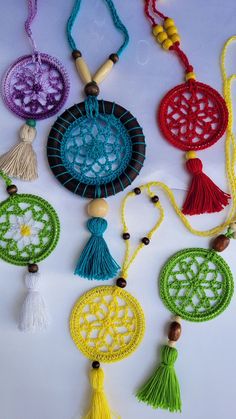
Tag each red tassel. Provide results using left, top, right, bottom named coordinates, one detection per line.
left=182, top=158, right=230, bottom=215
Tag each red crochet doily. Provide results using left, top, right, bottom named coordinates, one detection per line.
left=158, top=81, right=228, bottom=151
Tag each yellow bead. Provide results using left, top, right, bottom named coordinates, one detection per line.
left=87, top=199, right=109, bottom=218
left=164, top=18, right=175, bottom=29
left=185, top=72, right=196, bottom=81
left=167, top=26, right=178, bottom=36
left=157, top=31, right=168, bottom=43
left=152, top=25, right=163, bottom=36
left=162, top=39, right=173, bottom=50
left=171, top=34, right=181, bottom=44
left=186, top=151, right=197, bottom=160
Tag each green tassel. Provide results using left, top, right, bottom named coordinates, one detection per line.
left=136, top=345, right=181, bottom=412
left=74, top=217, right=120, bottom=280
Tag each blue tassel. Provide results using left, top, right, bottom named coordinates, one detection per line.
left=75, top=217, right=120, bottom=280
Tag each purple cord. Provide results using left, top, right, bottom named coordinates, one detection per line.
left=25, top=0, right=38, bottom=53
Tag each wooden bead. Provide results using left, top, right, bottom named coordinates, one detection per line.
left=185, top=71, right=196, bottom=81
left=84, top=81, right=100, bottom=97
left=93, top=59, right=114, bottom=84
left=157, top=32, right=168, bottom=43
left=116, top=278, right=127, bottom=288
left=7, top=184, right=18, bottom=195
left=171, top=34, right=181, bottom=44
left=109, top=53, right=119, bottom=63
left=162, top=39, right=173, bottom=50
left=152, top=25, right=163, bottom=36
left=168, top=321, right=181, bottom=341
left=167, top=26, right=178, bottom=36
left=134, top=187, right=141, bottom=195
left=142, top=237, right=150, bottom=245
left=123, top=232, right=130, bottom=240
left=87, top=199, right=109, bottom=218
left=72, top=50, right=82, bottom=59
left=75, top=57, right=92, bottom=84
left=92, top=361, right=100, bottom=369
left=28, top=263, right=39, bottom=273
left=151, top=195, right=159, bottom=203
left=164, top=18, right=175, bottom=29
left=212, top=235, right=230, bottom=252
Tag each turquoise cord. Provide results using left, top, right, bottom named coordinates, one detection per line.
left=66, top=0, right=129, bottom=56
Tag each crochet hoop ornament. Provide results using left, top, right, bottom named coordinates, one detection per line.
left=0, top=0, right=69, bottom=181
left=48, top=0, right=145, bottom=281
left=145, top=0, right=230, bottom=215
left=69, top=183, right=163, bottom=418
left=0, top=171, right=60, bottom=332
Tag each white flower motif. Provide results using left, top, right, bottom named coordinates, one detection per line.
left=4, top=210, right=44, bottom=251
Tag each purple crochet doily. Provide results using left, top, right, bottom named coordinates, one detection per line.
left=2, top=53, right=70, bottom=120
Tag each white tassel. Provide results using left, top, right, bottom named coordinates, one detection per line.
left=18, top=271, right=49, bottom=332
left=0, top=122, right=38, bottom=181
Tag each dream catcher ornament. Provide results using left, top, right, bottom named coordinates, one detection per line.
left=0, top=171, right=60, bottom=332
left=144, top=0, right=230, bottom=215
left=0, top=0, right=69, bottom=181
left=47, top=0, right=145, bottom=280
left=70, top=185, right=163, bottom=418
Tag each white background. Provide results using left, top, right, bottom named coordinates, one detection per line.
left=0, top=1, right=236, bottom=418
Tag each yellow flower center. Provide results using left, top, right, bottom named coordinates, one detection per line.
left=20, top=224, right=31, bottom=237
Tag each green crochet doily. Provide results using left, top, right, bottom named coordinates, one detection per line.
left=160, top=248, right=233, bottom=322
left=0, top=193, right=60, bottom=266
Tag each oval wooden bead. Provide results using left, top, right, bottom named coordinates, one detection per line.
left=171, top=34, right=181, bottom=44
left=167, top=26, right=178, bottom=36
left=7, top=184, right=18, bottom=195
left=75, top=57, right=92, bottom=84
left=162, top=39, right=173, bottom=50
left=87, top=199, right=109, bottom=218
left=157, top=32, right=168, bottom=43
left=152, top=25, right=163, bottom=36
left=93, top=59, right=114, bottom=84
left=212, top=234, right=230, bottom=252
left=164, top=18, right=175, bottom=29
left=168, top=321, right=181, bottom=341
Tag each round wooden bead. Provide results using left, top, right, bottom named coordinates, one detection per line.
left=157, top=32, right=168, bottom=43
left=134, top=187, right=141, bottom=195
left=171, top=34, right=181, bottom=44
left=7, top=184, right=18, bottom=195
left=151, top=195, right=159, bottom=203
left=109, top=53, right=119, bottom=63
left=72, top=50, right=82, bottom=59
left=152, top=25, right=163, bottom=36
left=167, top=26, right=178, bottom=36
left=142, top=237, right=150, bottom=245
left=92, top=361, right=100, bottom=369
left=28, top=263, right=39, bottom=273
left=212, top=235, right=230, bottom=252
left=87, top=199, right=109, bottom=218
left=116, top=278, right=127, bottom=288
left=162, top=39, right=173, bottom=50
left=123, top=232, right=130, bottom=240
left=84, top=81, right=100, bottom=97
left=168, top=321, right=181, bottom=341
left=164, top=18, right=175, bottom=29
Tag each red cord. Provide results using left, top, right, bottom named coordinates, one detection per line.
left=171, top=43, right=193, bottom=73
left=144, top=0, right=156, bottom=26
left=152, top=0, right=167, bottom=20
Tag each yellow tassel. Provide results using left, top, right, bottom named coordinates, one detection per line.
left=83, top=368, right=116, bottom=419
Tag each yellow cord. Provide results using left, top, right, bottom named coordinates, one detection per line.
left=120, top=186, right=165, bottom=279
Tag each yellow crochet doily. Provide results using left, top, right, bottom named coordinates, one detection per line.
left=70, top=285, right=145, bottom=363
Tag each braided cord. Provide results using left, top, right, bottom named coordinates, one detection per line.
left=0, top=171, right=12, bottom=187
left=25, top=0, right=38, bottom=52
left=67, top=0, right=129, bottom=56
left=120, top=186, right=165, bottom=279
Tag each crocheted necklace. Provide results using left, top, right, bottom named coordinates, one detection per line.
left=134, top=34, right=236, bottom=412
left=70, top=187, right=163, bottom=418
left=0, top=171, right=60, bottom=332
left=144, top=0, right=230, bottom=216
left=0, top=0, right=69, bottom=180
left=47, top=0, right=145, bottom=280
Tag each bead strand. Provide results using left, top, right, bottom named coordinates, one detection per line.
left=152, top=17, right=180, bottom=51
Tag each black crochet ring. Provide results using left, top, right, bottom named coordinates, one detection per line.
left=47, top=100, right=145, bottom=199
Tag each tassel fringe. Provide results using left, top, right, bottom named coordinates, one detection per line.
left=136, top=345, right=181, bottom=412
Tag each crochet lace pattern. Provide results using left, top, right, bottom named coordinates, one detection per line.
left=160, top=248, right=234, bottom=322
left=48, top=98, right=145, bottom=198
left=0, top=193, right=60, bottom=266
left=158, top=81, right=228, bottom=151
left=70, top=285, right=145, bottom=362
left=2, top=53, right=69, bottom=120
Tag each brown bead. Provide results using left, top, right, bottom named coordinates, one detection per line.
left=142, top=237, right=150, bottom=245
left=212, top=235, right=230, bottom=252
left=109, top=53, right=119, bottom=63
left=28, top=263, right=39, bottom=273
left=134, top=187, right=141, bottom=195
left=92, top=361, right=100, bottom=369
left=7, top=185, right=18, bottom=195
left=151, top=195, right=159, bottom=203
left=84, top=81, right=100, bottom=97
left=123, top=232, right=130, bottom=240
left=116, top=278, right=127, bottom=288
left=168, top=321, right=181, bottom=341
left=72, top=50, right=82, bottom=59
